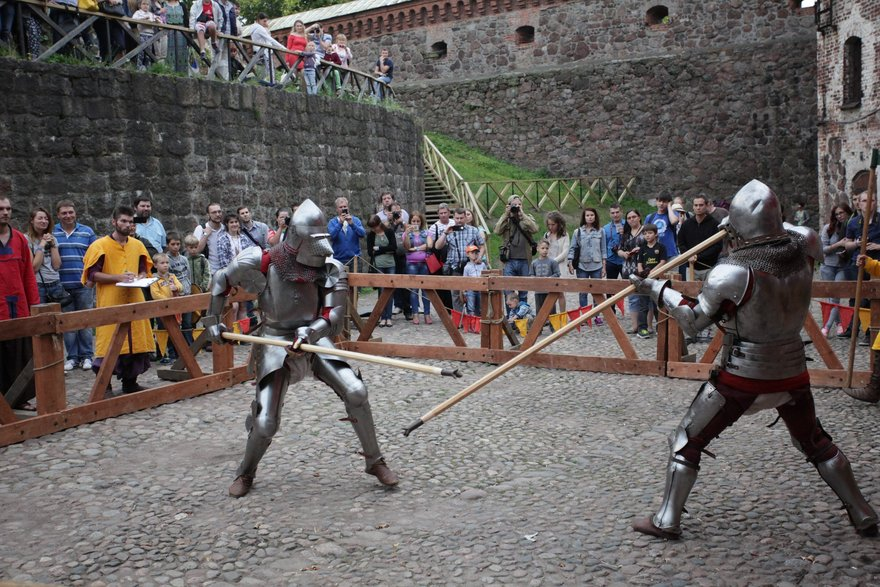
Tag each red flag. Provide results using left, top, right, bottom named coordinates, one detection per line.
left=819, top=301, right=835, bottom=327
left=581, top=305, right=593, bottom=328
left=838, top=305, right=855, bottom=331
left=567, top=308, right=583, bottom=332
left=451, top=309, right=464, bottom=328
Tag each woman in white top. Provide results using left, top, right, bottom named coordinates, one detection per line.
left=543, top=211, right=570, bottom=312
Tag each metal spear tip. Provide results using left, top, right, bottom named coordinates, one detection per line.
left=441, top=368, right=463, bottom=378
left=402, top=419, right=424, bottom=437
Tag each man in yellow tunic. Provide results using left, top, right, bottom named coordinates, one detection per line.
left=81, top=206, right=154, bottom=395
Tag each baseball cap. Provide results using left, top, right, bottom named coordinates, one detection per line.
left=465, top=245, right=480, bottom=253
left=671, top=203, right=685, bottom=212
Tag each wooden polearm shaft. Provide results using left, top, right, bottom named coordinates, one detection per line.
left=403, top=228, right=729, bottom=436
left=221, top=332, right=462, bottom=378
left=846, top=148, right=879, bottom=388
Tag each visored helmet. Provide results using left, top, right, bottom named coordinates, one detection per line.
left=285, top=198, right=334, bottom=267
left=721, top=180, right=787, bottom=248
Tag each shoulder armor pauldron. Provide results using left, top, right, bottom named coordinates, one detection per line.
left=699, top=263, right=750, bottom=316
left=324, top=258, right=345, bottom=289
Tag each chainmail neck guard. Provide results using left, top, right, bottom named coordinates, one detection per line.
left=268, top=242, right=319, bottom=283
left=725, top=230, right=805, bottom=277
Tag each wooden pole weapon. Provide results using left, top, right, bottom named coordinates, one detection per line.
left=221, top=331, right=462, bottom=378
left=846, top=148, right=879, bottom=388
left=403, top=228, right=729, bottom=436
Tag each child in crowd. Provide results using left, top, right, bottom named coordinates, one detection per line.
left=185, top=234, right=211, bottom=294
left=166, top=232, right=193, bottom=346
left=302, top=41, right=318, bottom=95
left=150, top=253, right=184, bottom=364
left=530, top=239, right=560, bottom=325
left=506, top=291, right=533, bottom=333
left=132, top=0, right=163, bottom=70
left=462, top=244, right=487, bottom=316
left=635, top=223, right=667, bottom=339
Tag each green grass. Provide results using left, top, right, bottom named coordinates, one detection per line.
left=426, top=132, right=550, bottom=183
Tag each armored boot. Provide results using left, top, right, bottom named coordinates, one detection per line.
left=346, top=399, right=399, bottom=486
left=815, top=450, right=878, bottom=536
left=633, top=455, right=699, bottom=540
left=844, top=350, right=880, bottom=403
left=229, top=398, right=276, bottom=498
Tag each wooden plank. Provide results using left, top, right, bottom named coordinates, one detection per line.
left=699, top=330, right=724, bottom=364
left=425, top=289, right=467, bottom=347
left=519, top=293, right=559, bottom=351
left=0, top=367, right=250, bottom=448
left=212, top=310, right=235, bottom=373
left=357, top=288, right=393, bottom=342
left=0, top=313, right=57, bottom=341
left=803, top=313, right=843, bottom=370
left=0, top=395, right=17, bottom=425
left=31, top=305, right=66, bottom=414
left=88, top=322, right=130, bottom=403
left=595, top=293, right=639, bottom=360
left=163, top=318, right=204, bottom=379
left=341, top=341, right=666, bottom=376
left=810, top=368, right=870, bottom=388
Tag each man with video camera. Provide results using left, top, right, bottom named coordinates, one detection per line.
left=494, top=195, right=539, bottom=303
left=434, top=208, right=485, bottom=313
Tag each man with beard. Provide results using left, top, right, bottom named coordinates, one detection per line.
left=82, top=206, right=154, bottom=395
left=133, top=196, right=166, bottom=259
left=204, top=199, right=399, bottom=498
left=630, top=180, right=877, bottom=540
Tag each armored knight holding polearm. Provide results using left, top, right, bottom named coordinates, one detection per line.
left=205, top=199, right=398, bottom=498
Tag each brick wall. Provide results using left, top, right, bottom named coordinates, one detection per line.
left=0, top=58, right=423, bottom=236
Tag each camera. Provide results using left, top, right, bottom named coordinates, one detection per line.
left=133, top=216, right=148, bottom=224
left=392, top=211, right=401, bottom=220
left=451, top=224, right=464, bottom=231
left=341, top=207, right=349, bottom=215
left=509, top=205, right=520, bottom=214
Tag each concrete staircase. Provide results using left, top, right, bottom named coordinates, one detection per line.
left=423, top=162, right=456, bottom=224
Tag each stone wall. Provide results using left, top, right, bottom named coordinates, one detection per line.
left=816, top=0, right=880, bottom=222
left=339, top=0, right=814, bottom=82
left=0, top=58, right=423, bottom=236
left=395, top=37, right=818, bottom=208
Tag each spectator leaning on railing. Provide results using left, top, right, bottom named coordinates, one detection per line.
left=372, top=48, right=393, bottom=100
left=250, top=12, right=287, bottom=87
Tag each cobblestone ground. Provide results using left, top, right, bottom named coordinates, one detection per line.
left=1, top=292, right=878, bottom=586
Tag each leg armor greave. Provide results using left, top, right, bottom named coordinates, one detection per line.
left=236, top=369, right=290, bottom=477
left=652, top=455, right=700, bottom=535
left=815, top=450, right=879, bottom=536
left=314, top=356, right=384, bottom=471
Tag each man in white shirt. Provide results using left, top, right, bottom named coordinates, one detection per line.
left=251, top=13, right=286, bottom=86
left=194, top=202, right=225, bottom=273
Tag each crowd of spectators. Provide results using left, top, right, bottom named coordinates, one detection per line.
left=1, top=1, right=394, bottom=99
left=0, top=191, right=754, bottom=412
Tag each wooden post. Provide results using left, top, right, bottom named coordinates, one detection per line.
left=30, top=304, right=66, bottom=414
left=482, top=270, right=504, bottom=350
left=212, top=307, right=234, bottom=373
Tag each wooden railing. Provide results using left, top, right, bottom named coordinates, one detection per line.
left=422, top=135, right=488, bottom=229
left=2, top=276, right=875, bottom=447
left=468, top=176, right=638, bottom=217
left=8, top=0, right=392, bottom=99
left=0, top=291, right=252, bottom=447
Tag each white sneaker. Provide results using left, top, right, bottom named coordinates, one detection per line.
left=81, top=359, right=93, bottom=371
left=64, top=359, right=76, bottom=372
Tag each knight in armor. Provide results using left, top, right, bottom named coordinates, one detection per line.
left=630, top=180, right=878, bottom=539
left=204, top=199, right=399, bottom=498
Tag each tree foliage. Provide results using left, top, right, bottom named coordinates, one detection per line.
left=237, top=0, right=347, bottom=24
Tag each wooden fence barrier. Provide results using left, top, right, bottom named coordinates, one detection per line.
left=1, top=276, right=876, bottom=447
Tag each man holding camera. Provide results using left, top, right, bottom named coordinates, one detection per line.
left=377, top=193, right=412, bottom=319
left=435, top=208, right=485, bottom=313
left=328, top=197, right=366, bottom=272
left=494, top=195, right=539, bottom=303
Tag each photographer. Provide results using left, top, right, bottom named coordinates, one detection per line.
left=377, top=192, right=412, bottom=319
left=328, top=197, right=366, bottom=272
left=493, top=194, right=539, bottom=303
left=434, top=208, right=485, bottom=313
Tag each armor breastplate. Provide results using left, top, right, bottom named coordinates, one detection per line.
left=718, top=254, right=812, bottom=380
left=260, top=267, right=323, bottom=333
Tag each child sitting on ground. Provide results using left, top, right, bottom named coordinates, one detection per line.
left=150, top=253, right=184, bottom=363
left=462, top=244, right=487, bottom=316
left=530, top=239, right=561, bottom=327
left=506, top=292, right=533, bottom=336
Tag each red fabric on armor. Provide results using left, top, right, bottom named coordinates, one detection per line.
left=321, top=307, right=331, bottom=320
left=716, top=370, right=809, bottom=393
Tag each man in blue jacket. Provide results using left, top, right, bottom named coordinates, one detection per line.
left=328, top=197, right=366, bottom=272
